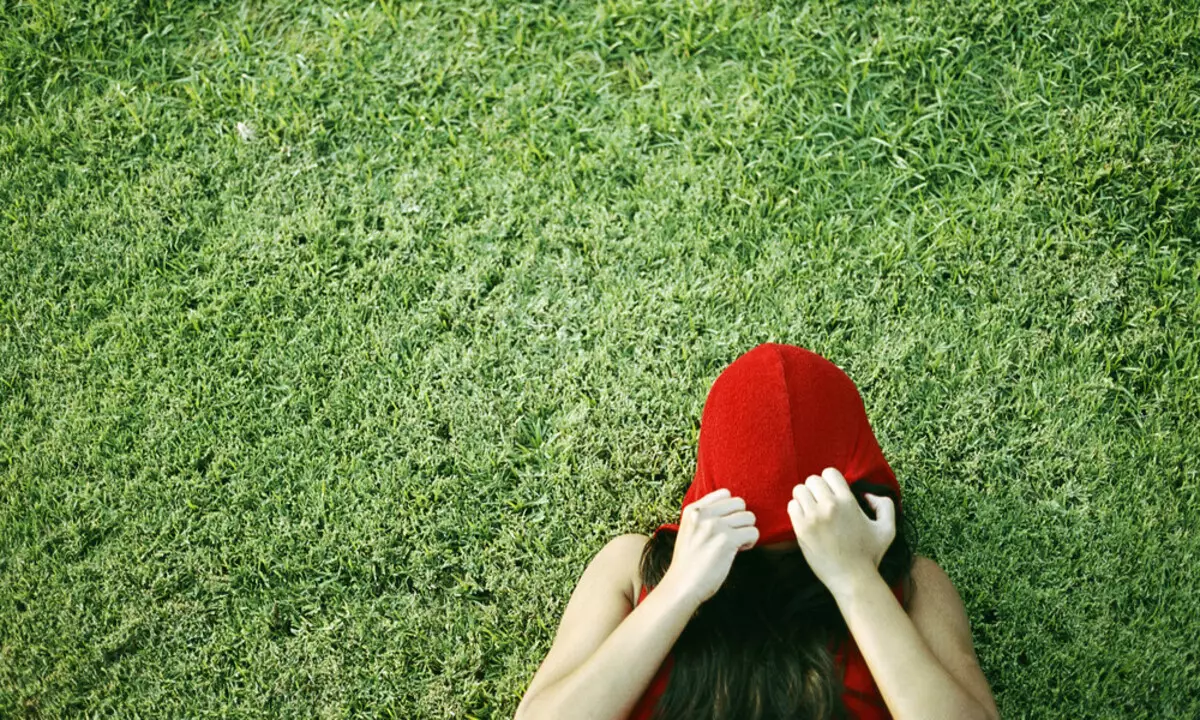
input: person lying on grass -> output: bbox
[516,343,999,720]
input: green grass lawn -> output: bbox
[2,0,1199,717]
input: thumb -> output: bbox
[864,493,896,533]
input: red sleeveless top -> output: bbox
[626,582,903,720]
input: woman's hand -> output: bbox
[788,467,896,597]
[660,488,759,606]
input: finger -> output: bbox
[821,467,855,502]
[733,526,760,551]
[787,498,804,525]
[805,474,835,505]
[724,510,756,528]
[865,493,896,530]
[701,496,747,518]
[689,488,732,510]
[792,484,816,515]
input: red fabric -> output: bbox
[628,343,902,719]
[659,343,900,545]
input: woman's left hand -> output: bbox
[787,467,896,597]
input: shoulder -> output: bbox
[907,555,964,615]
[905,555,1000,718]
[515,533,651,715]
[593,533,650,607]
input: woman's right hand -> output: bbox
[660,488,759,606]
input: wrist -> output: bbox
[824,563,885,602]
[655,572,706,614]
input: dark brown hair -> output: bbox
[638,482,916,720]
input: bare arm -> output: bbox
[518,490,759,720]
[789,468,998,720]
[514,533,699,720]
[833,557,1000,720]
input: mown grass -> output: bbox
[1,0,1198,717]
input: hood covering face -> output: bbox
[659,343,900,546]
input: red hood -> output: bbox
[660,343,899,546]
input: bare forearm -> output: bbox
[833,572,993,720]
[516,580,698,720]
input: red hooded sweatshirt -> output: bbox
[628,343,903,720]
